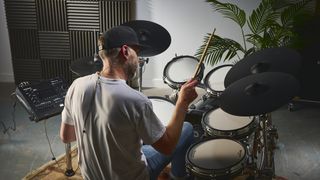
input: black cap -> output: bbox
[99,25,143,51]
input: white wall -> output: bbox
[135,0,261,87]
[0,0,14,82]
[0,0,261,85]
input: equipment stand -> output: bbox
[64,142,75,177]
[138,58,149,92]
[255,113,278,179]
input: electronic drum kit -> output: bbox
[162,47,300,179]
[69,20,301,180]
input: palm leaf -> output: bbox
[199,0,312,65]
[248,24,295,49]
[244,47,256,57]
[247,29,277,49]
[269,26,294,46]
[195,34,244,66]
[262,30,278,48]
[248,0,279,35]
[281,0,312,27]
[206,0,246,28]
[246,33,264,49]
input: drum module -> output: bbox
[15,77,69,122]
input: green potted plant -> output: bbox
[196,0,313,66]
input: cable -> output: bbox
[43,119,82,176]
[0,92,17,134]
[43,119,64,171]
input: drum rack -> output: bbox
[232,113,278,180]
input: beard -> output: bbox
[125,58,138,80]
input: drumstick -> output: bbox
[192,28,216,79]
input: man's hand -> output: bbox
[176,79,198,110]
[152,79,198,155]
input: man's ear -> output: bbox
[120,45,129,60]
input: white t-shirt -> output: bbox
[62,73,166,180]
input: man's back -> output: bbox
[62,74,164,180]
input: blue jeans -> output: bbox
[142,122,194,180]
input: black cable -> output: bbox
[0,92,17,134]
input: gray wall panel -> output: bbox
[39,31,70,60]
[37,0,67,31]
[12,58,42,82]
[5,0,132,84]
[8,29,39,59]
[70,30,97,60]
[4,0,37,29]
[41,59,72,81]
[100,1,131,32]
[67,1,100,31]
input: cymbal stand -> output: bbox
[138,57,149,92]
[255,113,278,179]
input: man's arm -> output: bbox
[151,79,198,155]
[60,122,76,143]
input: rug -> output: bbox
[22,146,83,180]
[22,145,171,180]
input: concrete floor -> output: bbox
[272,103,320,179]
[0,82,320,180]
[0,82,70,180]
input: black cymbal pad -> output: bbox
[224,47,301,87]
[219,72,300,116]
[70,56,103,76]
[121,20,171,57]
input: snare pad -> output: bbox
[202,108,255,138]
[149,96,174,126]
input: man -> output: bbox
[60,25,198,180]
